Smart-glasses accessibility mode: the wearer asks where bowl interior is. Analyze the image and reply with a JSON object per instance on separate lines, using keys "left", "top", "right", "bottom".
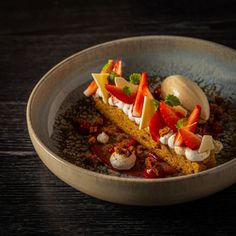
{"left": 28, "top": 36, "right": 236, "bottom": 168}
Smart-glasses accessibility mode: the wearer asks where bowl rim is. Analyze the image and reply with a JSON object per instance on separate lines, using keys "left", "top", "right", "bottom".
{"left": 26, "top": 35, "right": 236, "bottom": 183}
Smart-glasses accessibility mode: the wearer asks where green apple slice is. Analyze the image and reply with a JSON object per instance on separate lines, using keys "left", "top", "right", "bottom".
{"left": 92, "top": 73, "right": 109, "bottom": 103}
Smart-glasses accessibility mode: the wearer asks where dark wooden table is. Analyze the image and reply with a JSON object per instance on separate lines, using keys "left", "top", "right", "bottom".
{"left": 1, "top": 0, "right": 236, "bottom": 235}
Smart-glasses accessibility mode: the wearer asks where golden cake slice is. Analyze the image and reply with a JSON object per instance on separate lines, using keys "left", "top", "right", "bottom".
{"left": 94, "top": 97, "right": 216, "bottom": 175}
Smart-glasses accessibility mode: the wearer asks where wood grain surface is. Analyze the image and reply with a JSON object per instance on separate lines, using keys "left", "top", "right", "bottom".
{"left": 0, "top": 0, "right": 235, "bottom": 235}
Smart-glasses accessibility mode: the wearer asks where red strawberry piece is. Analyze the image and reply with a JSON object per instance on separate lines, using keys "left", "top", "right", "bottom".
{"left": 149, "top": 111, "right": 165, "bottom": 142}
{"left": 132, "top": 72, "right": 148, "bottom": 117}
{"left": 174, "top": 105, "right": 201, "bottom": 146}
{"left": 180, "top": 128, "right": 202, "bottom": 150}
{"left": 102, "top": 59, "right": 115, "bottom": 73}
{"left": 143, "top": 168, "right": 158, "bottom": 178}
{"left": 187, "top": 104, "right": 201, "bottom": 132}
{"left": 84, "top": 59, "right": 115, "bottom": 96}
{"left": 112, "top": 59, "right": 122, "bottom": 76}
{"left": 159, "top": 102, "right": 180, "bottom": 132}
{"left": 132, "top": 72, "right": 153, "bottom": 117}
{"left": 174, "top": 132, "right": 184, "bottom": 146}
{"left": 108, "top": 145, "right": 115, "bottom": 154}
{"left": 143, "top": 85, "right": 154, "bottom": 99}
{"left": 83, "top": 80, "right": 98, "bottom": 97}
{"left": 143, "top": 157, "right": 165, "bottom": 178}
{"left": 175, "top": 112, "right": 185, "bottom": 119}
{"left": 105, "top": 84, "right": 137, "bottom": 104}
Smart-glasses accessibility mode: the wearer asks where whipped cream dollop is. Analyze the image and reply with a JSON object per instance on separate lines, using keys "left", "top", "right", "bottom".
{"left": 159, "top": 132, "right": 173, "bottom": 145}
{"left": 97, "top": 132, "right": 109, "bottom": 144}
{"left": 174, "top": 146, "right": 186, "bottom": 156}
{"left": 185, "top": 148, "right": 211, "bottom": 162}
{"left": 107, "top": 96, "right": 140, "bottom": 124}
{"left": 110, "top": 151, "right": 136, "bottom": 170}
{"left": 167, "top": 134, "right": 176, "bottom": 149}
{"left": 94, "top": 87, "right": 103, "bottom": 98}
{"left": 159, "top": 132, "right": 223, "bottom": 162}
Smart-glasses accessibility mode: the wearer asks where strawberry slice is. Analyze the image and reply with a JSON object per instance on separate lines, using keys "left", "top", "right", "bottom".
{"left": 84, "top": 59, "right": 115, "bottom": 97}
{"left": 143, "top": 85, "right": 154, "bottom": 99}
{"left": 159, "top": 102, "right": 180, "bottom": 132}
{"left": 175, "top": 112, "right": 185, "bottom": 119}
{"left": 83, "top": 80, "right": 98, "bottom": 97}
{"left": 112, "top": 59, "right": 122, "bottom": 76}
{"left": 149, "top": 111, "right": 165, "bottom": 142}
{"left": 105, "top": 84, "right": 136, "bottom": 104}
{"left": 143, "top": 157, "right": 165, "bottom": 178}
{"left": 102, "top": 59, "right": 115, "bottom": 73}
{"left": 186, "top": 104, "right": 201, "bottom": 131}
{"left": 174, "top": 105, "right": 201, "bottom": 146}
{"left": 180, "top": 128, "right": 202, "bottom": 150}
{"left": 132, "top": 72, "right": 148, "bottom": 117}
{"left": 132, "top": 72, "right": 153, "bottom": 117}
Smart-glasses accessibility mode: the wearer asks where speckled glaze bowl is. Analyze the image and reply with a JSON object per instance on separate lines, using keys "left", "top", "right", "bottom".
{"left": 27, "top": 36, "right": 236, "bottom": 205}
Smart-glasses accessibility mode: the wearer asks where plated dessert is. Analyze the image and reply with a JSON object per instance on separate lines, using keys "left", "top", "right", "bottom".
{"left": 51, "top": 58, "right": 229, "bottom": 179}
{"left": 29, "top": 36, "right": 236, "bottom": 204}
{"left": 77, "top": 59, "right": 224, "bottom": 177}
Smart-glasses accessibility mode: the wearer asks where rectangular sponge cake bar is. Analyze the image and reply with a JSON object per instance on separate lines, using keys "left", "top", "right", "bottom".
{"left": 94, "top": 97, "right": 216, "bottom": 175}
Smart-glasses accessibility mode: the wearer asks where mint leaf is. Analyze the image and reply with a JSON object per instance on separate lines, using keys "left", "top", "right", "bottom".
{"left": 108, "top": 71, "right": 118, "bottom": 83}
{"left": 176, "top": 118, "right": 187, "bottom": 130}
{"left": 123, "top": 86, "right": 131, "bottom": 96}
{"left": 129, "top": 73, "right": 141, "bottom": 85}
{"left": 165, "top": 94, "right": 181, "bottom": 106}
{"left": 153, "top": 99, "right": 160, "bottom": 111}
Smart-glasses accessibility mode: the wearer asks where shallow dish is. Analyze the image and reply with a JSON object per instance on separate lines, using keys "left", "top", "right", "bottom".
{"left": 27, "top": 36, "right": 236, "bottom": 205}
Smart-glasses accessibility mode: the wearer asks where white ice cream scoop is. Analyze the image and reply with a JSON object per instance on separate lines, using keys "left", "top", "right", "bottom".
{"left": 161, "top": 75, "right": 210, "bottom": 122}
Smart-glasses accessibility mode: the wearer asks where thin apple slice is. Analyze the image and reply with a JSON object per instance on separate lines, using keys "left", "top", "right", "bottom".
{"left": 115, "top": 77, "right": 138, "bottom": 93}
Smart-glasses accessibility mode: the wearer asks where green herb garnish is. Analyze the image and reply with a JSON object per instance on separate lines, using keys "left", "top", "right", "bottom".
{"left": 129, "top": 73, "right": 141, "bottom": 85}
{"left": 165, "top": 94, "right": 181, "bottom": 106}
{"left": 108, "top": 71, "right": 118, "bottom": 83}
{"left": 176, "top": 118, "right": 187, "bottom": 130}
{"left": 102, "top": 59, "right": 113, "bottom": 73}
{"left": 123, "top": 86, "right": 131, "bottom": 96}
{"left": 153, "top": 99, "right": 160, "bottom": 111}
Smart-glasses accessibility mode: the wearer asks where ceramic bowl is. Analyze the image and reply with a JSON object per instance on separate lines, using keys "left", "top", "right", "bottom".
{"left": 27, "top": 36, "right": 236, "bottom": 205}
